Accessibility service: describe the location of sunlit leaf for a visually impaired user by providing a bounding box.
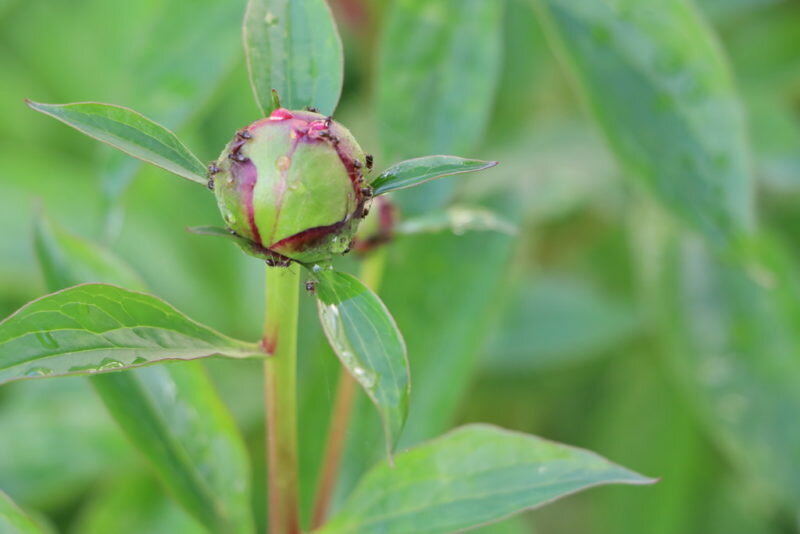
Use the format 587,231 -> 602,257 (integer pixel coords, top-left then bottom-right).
0,284 -> 261,385
371,156 -> 498,196
26,101 -> 208,185
34,217 -> 255,534
318,424 -> 654,534
0,491 -> 44,534
310,268 -> 409,456
396,206 -> 517,237
243,0 -> 343,115
535,0 -> 754,248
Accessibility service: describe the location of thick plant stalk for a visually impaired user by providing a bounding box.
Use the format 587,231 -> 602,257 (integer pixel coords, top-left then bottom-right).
312,249 -> 387,528
263,265 -> 301,534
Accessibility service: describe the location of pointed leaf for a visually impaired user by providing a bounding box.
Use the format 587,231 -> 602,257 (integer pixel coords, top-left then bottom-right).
310,268 -> 409,456
371,156 -> 498,196
0,492 -> 44,534
34,217 -> 255,534
318,424 -> 655,534
534,0 -> 754,248
26,100 -> 208,184
243,0 -> 344,115
187,225 -> 288,264
0,284 -> 261,385
396,206 -> 517,237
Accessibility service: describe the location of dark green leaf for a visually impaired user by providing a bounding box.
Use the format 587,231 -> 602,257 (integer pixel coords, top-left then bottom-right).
0,284 -> 261,384
25,100 -> 208,184
318,424 -> 654,534
0,491 -> 44,534
396,206 -> 517,237
376,0 -> 503,211
371,156 -> 498,196
34,217 -> 255,534
535,0 -> 754,248
310,268 -> 409,456
243,0 -> 344,115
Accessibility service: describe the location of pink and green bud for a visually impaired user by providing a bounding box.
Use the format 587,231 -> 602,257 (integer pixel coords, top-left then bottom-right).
209,108 -> 373,264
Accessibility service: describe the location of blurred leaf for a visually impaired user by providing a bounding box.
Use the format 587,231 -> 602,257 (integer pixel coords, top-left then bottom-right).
371,156 -> 497,196
34,215 -> 145,292
0,492 -> 44,534
243,0 -> 344,115
376,0 -> 503,211
655,232 -> 800,508
26,101 -> 208,184
535,0 -> 754,248
0,378 -> 131,510
73,474 -> 205,534
310,268 -> 409,456
487,275 -> 641,372
35,216 -> 255,534
0,284 -> 261,384
318,424 -> 653,534
92,367 -> 255,534
396,206 -> 517,237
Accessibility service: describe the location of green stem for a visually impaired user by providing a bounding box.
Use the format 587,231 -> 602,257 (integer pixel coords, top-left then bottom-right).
311,249 -> 387,528
263,264 -> 301,534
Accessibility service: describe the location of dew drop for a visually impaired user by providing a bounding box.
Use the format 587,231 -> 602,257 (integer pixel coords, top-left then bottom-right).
352,366 -> 377,389
98,358 -> 125,371
264,12 -> 278,25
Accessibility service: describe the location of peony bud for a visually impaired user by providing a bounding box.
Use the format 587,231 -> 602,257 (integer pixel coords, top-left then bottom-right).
209,108 -> 372,264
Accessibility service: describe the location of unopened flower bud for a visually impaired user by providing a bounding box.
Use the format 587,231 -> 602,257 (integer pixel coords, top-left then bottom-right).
211,108 -> 372,264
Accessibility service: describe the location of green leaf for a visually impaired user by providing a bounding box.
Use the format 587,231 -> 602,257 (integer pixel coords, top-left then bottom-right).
656,232 -> 800,507
371,156 -> 498,196
34,217 -> 255,534
243,0 -> 344,115
376,0 -> 503,211
318,424 -> 654,534
34,215 -> 145,292
187,225 -> 287,264
396,205 -> 517,237
309,268 -> 409,456
0,284 -> 261,385
535,0 -> 754,248
487,274 -> 641,372
0,491 -> 44,534
25,100 -> 208,185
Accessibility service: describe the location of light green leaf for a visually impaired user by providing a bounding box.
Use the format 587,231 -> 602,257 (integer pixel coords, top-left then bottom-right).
376,0 -> 503,211
396,206 -> 517,237
310,268 -> 409,456
25,100 -> 208,185
243,0 -> 344,115
656,232 -> 800,507
33,216 -> 255,534
535,0 -> 754,248
0,491 -> 44,534
0,284 -> 261,385
318,424 -> 654,534
371,156 -> 498,196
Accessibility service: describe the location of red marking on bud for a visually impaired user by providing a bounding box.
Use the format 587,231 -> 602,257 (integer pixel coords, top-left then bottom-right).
230,157 -> 263,246
269,108 -> 294,121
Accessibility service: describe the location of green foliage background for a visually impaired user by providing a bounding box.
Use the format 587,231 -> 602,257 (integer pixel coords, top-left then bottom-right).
1,0 -> 799,532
